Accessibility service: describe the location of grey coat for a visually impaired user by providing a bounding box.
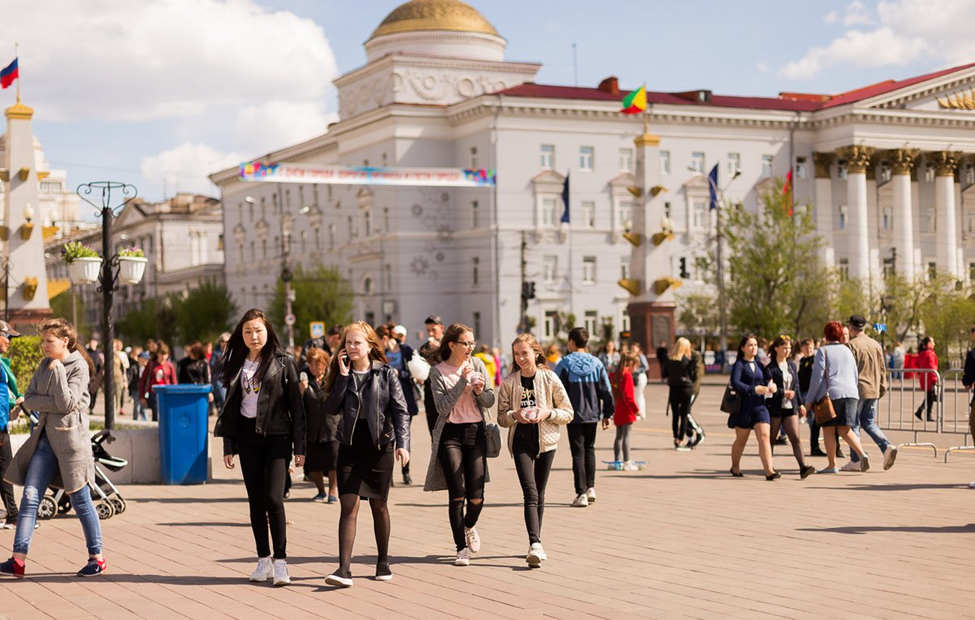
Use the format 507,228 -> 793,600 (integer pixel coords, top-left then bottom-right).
4,351 -> 95,494
423,356 -> 496,492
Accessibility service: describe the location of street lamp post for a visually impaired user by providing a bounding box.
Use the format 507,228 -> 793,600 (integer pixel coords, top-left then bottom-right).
281,212 -> 295,349
714,170 -> 741,370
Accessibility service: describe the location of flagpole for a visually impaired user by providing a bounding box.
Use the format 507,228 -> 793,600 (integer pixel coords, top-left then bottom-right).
14,42 -> 19,104
642,82 -> 649,134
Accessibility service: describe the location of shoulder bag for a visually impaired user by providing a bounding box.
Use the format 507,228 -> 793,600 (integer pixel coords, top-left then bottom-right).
481,405 -> 502,458
813,349 -> 837,425
720,382 -> 740,415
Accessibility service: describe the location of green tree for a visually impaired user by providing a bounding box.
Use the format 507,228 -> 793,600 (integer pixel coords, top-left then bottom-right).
116,297 -> 177,347
916,273 -> 975,369
49,291 -> 91,336
677,292 -> 720,346
267,265 -> 354,340
8,335 -> 43,392
882,273 -> 928,342
173,280 -> 238,343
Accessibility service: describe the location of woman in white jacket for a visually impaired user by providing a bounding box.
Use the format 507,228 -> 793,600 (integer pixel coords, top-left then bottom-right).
497,333 -> 573,568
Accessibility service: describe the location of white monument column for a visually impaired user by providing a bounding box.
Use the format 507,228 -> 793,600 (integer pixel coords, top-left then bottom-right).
812,152 -> 835,268
837,145 -> 874,280
933,150 -> 962,279
890,149 -> 919,282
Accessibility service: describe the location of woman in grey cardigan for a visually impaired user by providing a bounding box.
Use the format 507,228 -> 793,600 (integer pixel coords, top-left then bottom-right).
1,318 -> 104,578
423,323 -> 495,567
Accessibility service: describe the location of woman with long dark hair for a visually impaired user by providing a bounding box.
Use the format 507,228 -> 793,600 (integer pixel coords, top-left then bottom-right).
1,318 -> 105,578
423,323 -> 496,567
139,342 -> 177,421
322,321 -> 410,587
766,336 -> 816,479
299,347 -> 339,503
728,334 -> 780,480
213,309 -> 305,587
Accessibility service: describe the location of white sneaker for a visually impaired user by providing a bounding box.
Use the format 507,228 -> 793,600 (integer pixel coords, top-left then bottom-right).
860,454 -> 870,472
840,461 -> 861,472
571,493 -> 589,507
464,526 -> 481,554
248,557 -> 273,582
454,548 -> 470,566
272,559 -> 290,586
883,446 -> 898,470
526,543 -> 545,568
818,467 -> 838,474
623,460 -> 640,471
586,487 -> 596,503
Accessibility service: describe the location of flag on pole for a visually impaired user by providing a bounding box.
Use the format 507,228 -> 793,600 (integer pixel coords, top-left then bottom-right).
783,169 -> 793,215
620,86 -> 646,115
708,164 -> 719,211
560,173 -> 570,224
0,58 -> 18,90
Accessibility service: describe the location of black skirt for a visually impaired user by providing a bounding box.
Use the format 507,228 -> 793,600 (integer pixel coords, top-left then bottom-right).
337,420 -> 394,501
305,440 -> 339,473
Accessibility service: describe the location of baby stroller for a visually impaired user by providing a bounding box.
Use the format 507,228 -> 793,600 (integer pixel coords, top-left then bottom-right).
36,430 -> 129,521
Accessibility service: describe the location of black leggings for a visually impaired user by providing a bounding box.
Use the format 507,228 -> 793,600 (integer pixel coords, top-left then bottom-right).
237,417 -> 291,559
513,446 -> 555,545
567,423 -> 597,495
670,385 -> 693,441
438,422 -> 486,551
915,389 -> 937,420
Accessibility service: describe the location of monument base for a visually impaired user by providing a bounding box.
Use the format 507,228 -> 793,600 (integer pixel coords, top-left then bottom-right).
627,301 -> 676,380
8,307 -> 54,335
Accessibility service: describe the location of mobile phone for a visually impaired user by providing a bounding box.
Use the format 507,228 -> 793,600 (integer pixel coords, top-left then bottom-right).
299,372 -> 308,383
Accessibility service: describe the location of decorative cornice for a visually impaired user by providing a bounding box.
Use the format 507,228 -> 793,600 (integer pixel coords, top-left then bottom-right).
634,132 -> 660,148
812,152 -> 834,178
836,145 -> 875,174
5,102 -> 33,120
930,150 -> 963,176
887,148 -> 921,175
937,89 -> 975,110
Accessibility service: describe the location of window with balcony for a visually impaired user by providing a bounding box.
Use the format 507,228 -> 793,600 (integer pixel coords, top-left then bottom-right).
582,256 -> 597,284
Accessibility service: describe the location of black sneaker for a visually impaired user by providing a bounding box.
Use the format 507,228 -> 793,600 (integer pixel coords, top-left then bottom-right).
325,568 -> 353,588
835,447 -> 845,459
77,558 -> 107,577
402,472 -> 412,486
0,557 -> 25,578
810,447 -> 827,457
375,562 -> 392,582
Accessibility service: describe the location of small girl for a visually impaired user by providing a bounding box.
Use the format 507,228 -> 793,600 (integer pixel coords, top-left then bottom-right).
609,354 -> 640,470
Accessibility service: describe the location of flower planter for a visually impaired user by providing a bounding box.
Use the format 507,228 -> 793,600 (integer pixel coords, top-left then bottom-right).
119,256 -> 148,285
67,257 -> 103,285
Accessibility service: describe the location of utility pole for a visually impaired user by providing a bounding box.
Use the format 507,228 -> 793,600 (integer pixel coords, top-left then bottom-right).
2,258 -> 10,321
520,231 -> 528,333
282,220 -> 295,349
716,205 -> 727,366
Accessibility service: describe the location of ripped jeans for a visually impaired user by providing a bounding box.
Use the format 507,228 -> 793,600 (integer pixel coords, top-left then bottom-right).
13,431 -> 102,556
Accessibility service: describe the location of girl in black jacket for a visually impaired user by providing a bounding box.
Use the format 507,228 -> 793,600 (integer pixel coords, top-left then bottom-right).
767,336 -> 816,479
662,338 -> 698,449
213,309 -> 306,587
300,347 -> 340,502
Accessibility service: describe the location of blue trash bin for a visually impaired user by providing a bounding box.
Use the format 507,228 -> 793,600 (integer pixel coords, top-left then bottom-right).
154,384 -> 212,484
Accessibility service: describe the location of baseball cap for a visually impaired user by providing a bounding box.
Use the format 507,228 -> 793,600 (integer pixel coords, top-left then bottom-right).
848,315 -> 867,330
424,315 -> 443,326
0,320 -> 21,337
392,325 -> 408,338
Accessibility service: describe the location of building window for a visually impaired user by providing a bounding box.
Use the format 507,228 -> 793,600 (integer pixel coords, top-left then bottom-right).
540,144 -> 554,169
838,159 -> 848,180
924,162 -> 935,183
348,215 -> 354,240
542,198 -> 558,227
384,207 -> 390,233
582,256 -> 596,284
621,256 -> 630,280
300,230 -> 306,254
924,208 -> 936,233
238,243 -> 244,264
692,200 -> 707,230
883,258 -> 896,279
250,241 -> 256,262
363,277 -> 373,295
620,201 -> 634,231
581,201 -> 595,228
660,150 -> 671,174
363,210 -> 372,238
621,313 -> 630,332
472,201 -> 480,228
691,152 -> 706,173
579,146 -> 594,171
329,224 -> 335,249
543,255 -> 558,283
473,311 -> 481,337
928,261 -> 937,281
382,152 -> 388,167
314,227 -> 321,250
970,262 -> 975,283
472,257 -> 480,287
838,258 -> 849,280
727,153 -> 741,175
966,209 -> 975,234
544,311 -> 559,340
882,207 -> 893,232
762,155 -> 774,178
470,146 -> 478,170
664,201 -> 672,220
385,264 -> 392,291
584,310 -> 598,336
838,206 -> 848,231
796,156 -> 808,180
619,148 -> 633,172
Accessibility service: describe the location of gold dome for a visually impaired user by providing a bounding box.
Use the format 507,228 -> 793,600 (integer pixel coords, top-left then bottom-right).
369,0 -> 499,40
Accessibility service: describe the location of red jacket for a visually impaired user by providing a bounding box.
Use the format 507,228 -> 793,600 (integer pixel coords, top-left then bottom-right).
916,349 -> 938,391
611,368 -> 640,426
139,359 -> 177,399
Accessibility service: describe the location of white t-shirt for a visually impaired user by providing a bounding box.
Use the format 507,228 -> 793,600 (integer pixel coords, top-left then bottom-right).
240,359 -> 261,419
779,361 -> 793,409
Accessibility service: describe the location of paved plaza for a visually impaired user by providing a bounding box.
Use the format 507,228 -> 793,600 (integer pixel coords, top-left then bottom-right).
2,382 -> 974,620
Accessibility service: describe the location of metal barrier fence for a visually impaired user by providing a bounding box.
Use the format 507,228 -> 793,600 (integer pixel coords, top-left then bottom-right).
938,369 -> 974,462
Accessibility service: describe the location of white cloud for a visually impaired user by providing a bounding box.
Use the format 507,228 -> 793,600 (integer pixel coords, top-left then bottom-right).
823,11 -> 839,24
233,101 -> 337,157
756,61 -> 770,74
141,143 -> 242,195
780,0 -> 975,80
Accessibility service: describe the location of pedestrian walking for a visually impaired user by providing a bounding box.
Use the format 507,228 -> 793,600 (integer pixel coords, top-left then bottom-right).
111,339 -> 129,417
85,335 -> 104,414
609,354 -> 640,470
139,343 -> 177,422
178,341 -> 212,386
498,333 -> 573,568
555,327 -> 614,508
654,341 -> 668,379
766,336 -> 816,479
631,343 -> 649,418
213,309 -> 306,587
127,347 -> 146,421
377,324 -> 418,485
419,315 -> 445,436
599,340 -> 620,374
0,318 -> 106,578
728,335 -> 780,480
322,321 -> 410,587
806,322 -> 870,474
685,348 -> 707,448
423,323 -> 495,567
661,338 -> 697,450
961,327 -> 975,489
913,336 -> 939,422
0,321 -> 24,530
845,315 -> 896,472
210,333 -> 230,415
797,339 -> 825,456
299,347 -> 339,503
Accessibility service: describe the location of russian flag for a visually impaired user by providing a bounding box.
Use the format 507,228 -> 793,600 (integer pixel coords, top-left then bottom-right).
1,58 -> 18,90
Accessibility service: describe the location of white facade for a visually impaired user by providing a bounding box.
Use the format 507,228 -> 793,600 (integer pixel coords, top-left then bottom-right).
0,133 -> 80,229
212,1 -> 975,348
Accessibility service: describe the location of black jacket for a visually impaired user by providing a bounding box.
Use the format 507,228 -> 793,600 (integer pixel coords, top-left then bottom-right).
302,375 -> 340,444
213,351 -> 307,457
388,344 -> 419,416
178,357 -> 211,386
963,348 -> 975,389
323,361 -> 411,451
767,359 -> 803,416
662,355 -> 697,389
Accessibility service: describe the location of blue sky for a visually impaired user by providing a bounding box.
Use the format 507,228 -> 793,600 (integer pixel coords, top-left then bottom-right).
5,0 -> 973,213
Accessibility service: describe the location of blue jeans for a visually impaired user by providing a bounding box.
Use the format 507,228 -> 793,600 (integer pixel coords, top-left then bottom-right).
13,432 -> 102,556
129,389 -> 146,421
850,398 -> 891,463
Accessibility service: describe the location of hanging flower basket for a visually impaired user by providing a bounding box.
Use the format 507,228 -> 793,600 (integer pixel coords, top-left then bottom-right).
68,257 -> 103,285
118,256 -> 148,285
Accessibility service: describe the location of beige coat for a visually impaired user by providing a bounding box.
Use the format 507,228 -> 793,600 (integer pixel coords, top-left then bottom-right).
497,367 -> 574,456
847,333 -> 888,400
5,351 -> 95,494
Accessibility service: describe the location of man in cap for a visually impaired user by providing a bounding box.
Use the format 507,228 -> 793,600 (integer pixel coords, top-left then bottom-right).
419,315 -> 444,436
0,320 -> 24,528
845,314 -> 894,471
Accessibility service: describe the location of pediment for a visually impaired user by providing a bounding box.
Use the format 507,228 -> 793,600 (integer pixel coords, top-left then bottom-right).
607,172 -> 637,188
114,200 -> 146,229
863,66 -> 975,112
531,170 -> 566,186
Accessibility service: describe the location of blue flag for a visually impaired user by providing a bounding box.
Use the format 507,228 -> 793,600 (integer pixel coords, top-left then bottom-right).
708,164 -> 718,210
561,173 -> 570,223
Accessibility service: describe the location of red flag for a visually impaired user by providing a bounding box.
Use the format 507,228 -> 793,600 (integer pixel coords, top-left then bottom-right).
783,169 -> 793,216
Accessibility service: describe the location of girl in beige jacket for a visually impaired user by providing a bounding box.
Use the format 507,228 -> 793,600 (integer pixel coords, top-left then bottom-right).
497,334 -> 573,568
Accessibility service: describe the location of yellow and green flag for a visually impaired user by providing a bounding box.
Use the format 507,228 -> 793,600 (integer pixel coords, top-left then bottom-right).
621,85 -> 646,115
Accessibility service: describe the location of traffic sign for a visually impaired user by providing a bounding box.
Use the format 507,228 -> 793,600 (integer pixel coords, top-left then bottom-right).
873,323 -> 887,333
310,321 -> 325,338
284,313 -> 296,326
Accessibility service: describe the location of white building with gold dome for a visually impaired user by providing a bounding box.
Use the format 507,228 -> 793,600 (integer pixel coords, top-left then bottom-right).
212,0 -> 975,350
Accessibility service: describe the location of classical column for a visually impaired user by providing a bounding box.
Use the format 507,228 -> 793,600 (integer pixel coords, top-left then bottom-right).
889,149 -> 919,281
837,145 -> 874,280
932,150 -> 963,279
812,152 -> 835,268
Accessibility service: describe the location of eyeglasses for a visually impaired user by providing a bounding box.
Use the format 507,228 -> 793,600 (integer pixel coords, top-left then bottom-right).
454,341 -> 477,348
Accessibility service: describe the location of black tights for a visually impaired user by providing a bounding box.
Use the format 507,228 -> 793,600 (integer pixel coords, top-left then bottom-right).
337,495 -> 391,572
237,419 -> 291,559
670,385 -> 693,441
513,447 -> 555,545
438,422 -> 486,551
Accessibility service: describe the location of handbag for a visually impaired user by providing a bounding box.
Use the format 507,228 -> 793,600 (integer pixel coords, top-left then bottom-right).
813,348 -> 837,425
719,383 -> 740,415
481,407 -> 502,458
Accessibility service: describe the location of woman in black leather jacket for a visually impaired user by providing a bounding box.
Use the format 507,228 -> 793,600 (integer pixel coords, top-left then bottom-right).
321,321 -> 410,588
766,336 -> 816,479
213,309 -> 306,587
661,338 -> 698,449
